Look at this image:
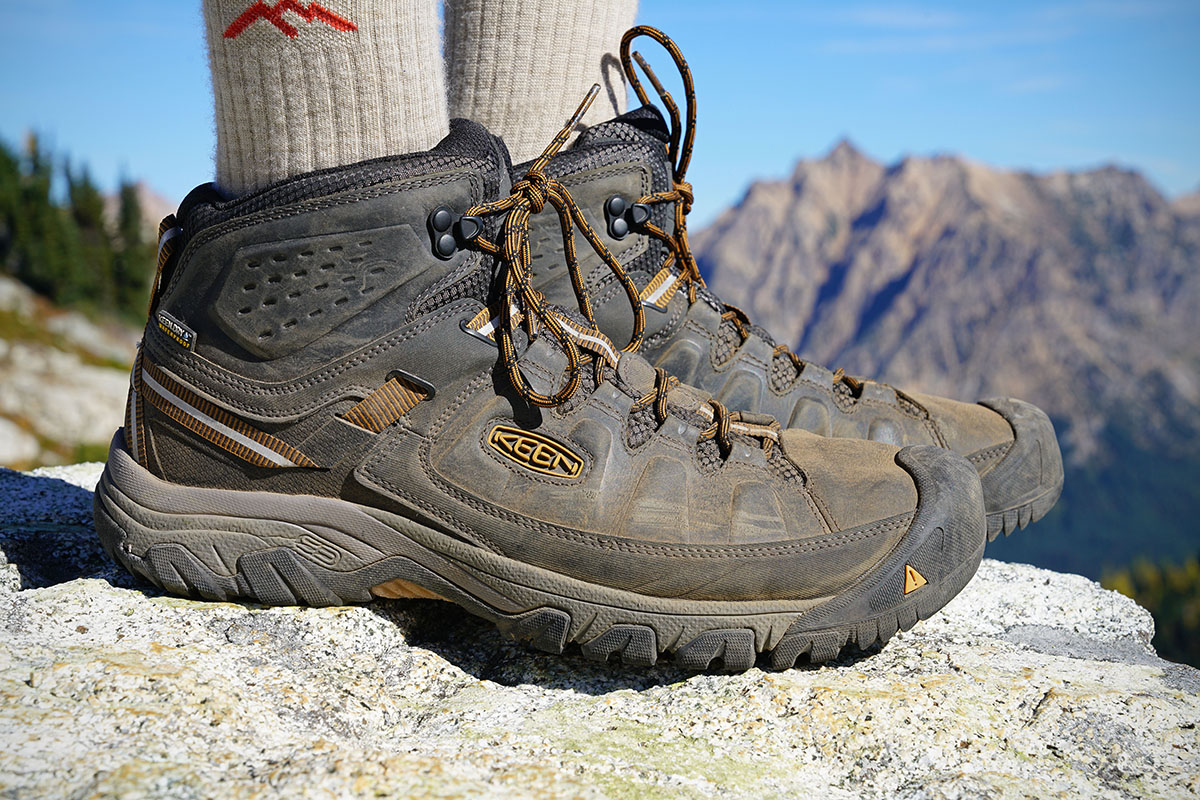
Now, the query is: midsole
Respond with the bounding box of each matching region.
[101,435,832,620]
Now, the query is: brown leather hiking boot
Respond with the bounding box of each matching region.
[94,94,986,671]
[519,26,1063,541]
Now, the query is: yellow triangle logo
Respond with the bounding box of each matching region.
[904,564,928,594]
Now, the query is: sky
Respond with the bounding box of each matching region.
[1,0,1197,226]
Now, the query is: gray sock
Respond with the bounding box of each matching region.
[203,0,450,195]
[443,0,639,163]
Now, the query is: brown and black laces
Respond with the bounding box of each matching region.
[460,85,780,458]
[619,25,867,399]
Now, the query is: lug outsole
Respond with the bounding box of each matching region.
[984,478,1063,541]
[978,397,1065,541]
[94,435,986,673]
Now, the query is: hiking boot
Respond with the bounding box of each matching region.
[93,97,986,671]
[521,26,1063,541]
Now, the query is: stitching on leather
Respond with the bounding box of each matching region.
[145,302,474,419]
[164,169,485,304]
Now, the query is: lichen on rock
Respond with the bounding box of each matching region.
[1,464,1197,799]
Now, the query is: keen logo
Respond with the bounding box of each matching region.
[157,311,196,351]
[488,425,583,479]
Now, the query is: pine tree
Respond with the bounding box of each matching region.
[66,160,113,307]
[0,134,156,320]
[111,181,153,318]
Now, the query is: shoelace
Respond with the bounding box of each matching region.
[630,366,780,457]
[462,86,645,408]
[619,25,866,398]
[462,86,780,457]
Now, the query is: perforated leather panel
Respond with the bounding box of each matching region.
[212,223,427,359]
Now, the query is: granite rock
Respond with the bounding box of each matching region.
[1,464,1197,799]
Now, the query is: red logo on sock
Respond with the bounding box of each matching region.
[224,1,357,39]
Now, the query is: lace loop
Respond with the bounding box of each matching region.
[620,25,871,399]
[462,85,646,408]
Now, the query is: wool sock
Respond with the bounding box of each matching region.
[443,0,639,163]
[203,0,449,195]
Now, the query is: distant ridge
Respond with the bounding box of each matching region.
[693,145,1200,577]
[694,143,1200,463]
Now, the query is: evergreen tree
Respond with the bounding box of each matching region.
[112,180,154,317]
[1104,554,1200,667]
[0,134,156,320]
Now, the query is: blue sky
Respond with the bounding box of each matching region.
[1,0,1197,225]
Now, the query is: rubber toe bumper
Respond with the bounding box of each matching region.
[976,398,1065,540]
[770,444,987,668]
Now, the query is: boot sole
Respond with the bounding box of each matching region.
[985,479,1063,541]
[978,398,1066,541]
[94,434,985,672]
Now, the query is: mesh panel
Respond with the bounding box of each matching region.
[831,380,859,410]
[584,105,671,145]
[748,324,776,346]
[411,261,493,318]
[770,352,800,393]
[711,319,741,366]
[626,405,658,448]
[696,438,723,474]
[695,286,727,314]
[768,448,805,486]
[556,359,601,416]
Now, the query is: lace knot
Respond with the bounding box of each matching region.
[675,181,694,213]
[513,170,551,214]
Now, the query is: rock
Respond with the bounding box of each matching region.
[0,276,138,468]
[0,277,35,317]
[0,419,38,467]
[0,342,128,454]
[2,464,1198,799]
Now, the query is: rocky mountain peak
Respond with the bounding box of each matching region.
[695,152,1200,464]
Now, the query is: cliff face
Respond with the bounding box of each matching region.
[694,144,1200,463]
[693,147,1200,578]
[1,464,1198,799]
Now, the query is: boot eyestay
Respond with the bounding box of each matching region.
[387,369,436,400]
[428,206,458,260]
[604,195,652,240]
[428,208,485,260]
[447,85,780,459]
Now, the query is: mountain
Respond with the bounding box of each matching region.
[693,143,1200,578]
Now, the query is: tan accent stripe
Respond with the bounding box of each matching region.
[465,303,524,338]
[342,376,426,433]
[465,306,493,332]
[466,305,616,366]
[556,315,619,366]
[147,215,181,315]
[370,578,447,601]
[124,346,148,466]
[141,359,318,469]
[639,267,680,308]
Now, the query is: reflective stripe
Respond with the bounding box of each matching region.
[141,369,296,467]
[642,271,677,306]
[561,323,619,364]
